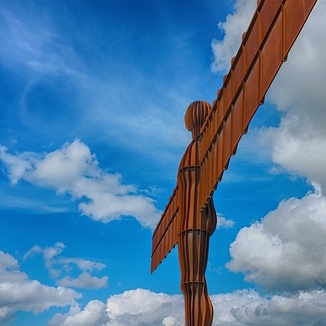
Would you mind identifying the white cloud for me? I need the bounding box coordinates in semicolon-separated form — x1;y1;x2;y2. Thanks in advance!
217;214;234;229
0;145;36;184
59;257;106;272
24;243;108;290
50;289;186;326
263;0;326;194
212;289;326;326
28;140;98;192
106;289;184;326
23;244;42;260
162;316;183;326
24;242;66;272
25;242;105;273
0;250;81;325
268;124;326;192
0;139;161;228
227;189;326;291
49;301;108;326
211;0;256;73
49;288;326;326
58;272;108;289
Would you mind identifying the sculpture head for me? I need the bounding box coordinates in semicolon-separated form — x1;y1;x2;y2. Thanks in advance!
184;100;211;139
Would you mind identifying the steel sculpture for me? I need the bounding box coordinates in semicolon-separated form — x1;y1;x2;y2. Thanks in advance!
151;0;318;325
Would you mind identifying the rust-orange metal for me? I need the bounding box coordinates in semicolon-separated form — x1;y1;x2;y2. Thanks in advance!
151;0;317;325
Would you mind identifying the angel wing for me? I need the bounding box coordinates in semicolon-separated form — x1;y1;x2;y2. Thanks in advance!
151;186;180;273
197;0;317;210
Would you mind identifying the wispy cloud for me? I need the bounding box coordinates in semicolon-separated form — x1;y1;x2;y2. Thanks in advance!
0;1;204;164
58;272;108;289
24;242;108;290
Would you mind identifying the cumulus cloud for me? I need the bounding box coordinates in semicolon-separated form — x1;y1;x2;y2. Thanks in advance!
49;289;184;326
49;288;326;326
227;189;326;291
225;0;326;295
212;289;326;326
49;301;108;326
162;316;183;326
106;289;184;325
0;139;161;228
24;243;108;289
266;0;326;193
0;250;81;325
268;123;326;192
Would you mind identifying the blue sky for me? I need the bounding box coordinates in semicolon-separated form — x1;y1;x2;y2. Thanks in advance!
1;0;326;325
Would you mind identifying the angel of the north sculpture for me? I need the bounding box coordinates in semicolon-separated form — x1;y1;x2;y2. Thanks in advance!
151;0;318;325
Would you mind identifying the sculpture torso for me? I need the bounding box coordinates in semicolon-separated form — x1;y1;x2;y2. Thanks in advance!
178;137;216;234
177;101;217;326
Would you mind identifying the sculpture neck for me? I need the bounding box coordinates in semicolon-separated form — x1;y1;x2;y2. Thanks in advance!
191;124;201;139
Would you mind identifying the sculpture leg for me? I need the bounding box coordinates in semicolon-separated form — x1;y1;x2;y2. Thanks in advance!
178;229;213;326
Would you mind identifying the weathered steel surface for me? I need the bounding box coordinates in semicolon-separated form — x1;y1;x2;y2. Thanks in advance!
151;0;317;325
150;186;179;273
177;101;217;325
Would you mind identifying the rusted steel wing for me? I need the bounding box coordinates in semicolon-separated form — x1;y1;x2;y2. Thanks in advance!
198;0;317;210
151;186;180;273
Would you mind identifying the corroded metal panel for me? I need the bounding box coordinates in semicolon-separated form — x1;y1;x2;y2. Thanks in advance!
151;187;179;273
